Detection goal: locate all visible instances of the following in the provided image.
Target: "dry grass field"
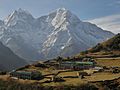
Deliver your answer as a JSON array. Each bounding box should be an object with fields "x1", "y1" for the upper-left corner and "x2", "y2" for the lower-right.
[
  {"x1": 57, "y1": 71, "x2": 78, "y2": 77},
  {"x1": 0, "y1": 71, "x2": 120, "y2": 87},
  {"x1": 84, "y1": 72, "x2": 120, "y2": 82},
  {"x1": 96, "y1": 57, "x2": 120, "y2": 67},
  {"x1": 39, "y1": 72, "x2": 120, "y2": 86}
]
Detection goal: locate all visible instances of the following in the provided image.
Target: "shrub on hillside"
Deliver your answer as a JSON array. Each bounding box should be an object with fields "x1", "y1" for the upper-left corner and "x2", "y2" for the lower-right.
[
  {"x1": 90, "y1": 43, "x2": 103, "y2": 53},
  {"x1": 0, "y1": 71, "x2": 7, "y2": 75}
]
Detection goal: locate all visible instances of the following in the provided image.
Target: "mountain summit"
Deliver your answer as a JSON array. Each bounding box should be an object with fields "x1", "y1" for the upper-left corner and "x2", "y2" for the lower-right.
[
  {"x1": 0, "y1": 8, "x2": 114, "y2": 61},
  {"x1": 4, "y1": 8, "x2": 34, "y2": 27}
]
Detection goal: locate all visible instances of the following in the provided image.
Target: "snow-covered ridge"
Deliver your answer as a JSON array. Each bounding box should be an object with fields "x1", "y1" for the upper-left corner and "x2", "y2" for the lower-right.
[
  {"x1": 4, "y1": 8, "x2": 34, "y2": 27},
  {"x1": 0, "y1": 8, "x2": 114, "y2": 61}
]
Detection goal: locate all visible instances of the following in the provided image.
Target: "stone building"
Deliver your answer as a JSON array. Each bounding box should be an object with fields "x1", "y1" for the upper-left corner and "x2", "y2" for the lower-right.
[{"x1": 10, "y1": 70, "x2": 42, "y2": 80}]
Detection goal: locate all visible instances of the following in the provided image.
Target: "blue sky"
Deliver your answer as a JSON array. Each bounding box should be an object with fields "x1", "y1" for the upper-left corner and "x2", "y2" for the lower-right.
[{"x1": 0, "y1": 0, "x2": 120, "y2": 33}]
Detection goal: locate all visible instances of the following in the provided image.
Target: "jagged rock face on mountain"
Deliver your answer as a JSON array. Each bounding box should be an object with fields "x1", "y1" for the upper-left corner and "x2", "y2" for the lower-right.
[
  {"x1": 0, "y1": 42, "x2": 27, "y2": 71},
  {"x1": 0, "y1": 8, "x2": 114, "y2": 61},
  {"x1": 0, "y1": 20, "x2": 3, "y2": 25}
]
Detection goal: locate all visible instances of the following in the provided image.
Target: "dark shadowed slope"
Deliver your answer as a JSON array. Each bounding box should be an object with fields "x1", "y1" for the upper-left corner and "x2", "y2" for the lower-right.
[{"x1": 0, "y1": 42, "x2": 27, "y2": 71}]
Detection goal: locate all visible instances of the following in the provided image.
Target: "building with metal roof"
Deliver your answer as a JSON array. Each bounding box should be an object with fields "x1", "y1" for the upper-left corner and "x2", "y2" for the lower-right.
[
  {"x1": 59, "y1": 61, "x2": 95, "y2": 70},
  {"x1": 10, "y1": 71, "x2": 42, "y2": 80}
]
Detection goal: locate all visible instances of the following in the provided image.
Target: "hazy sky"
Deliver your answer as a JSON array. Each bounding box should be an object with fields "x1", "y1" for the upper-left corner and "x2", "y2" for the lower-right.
[{"x1": 0, "y1": 0, "x2": 120, "y2": 33}]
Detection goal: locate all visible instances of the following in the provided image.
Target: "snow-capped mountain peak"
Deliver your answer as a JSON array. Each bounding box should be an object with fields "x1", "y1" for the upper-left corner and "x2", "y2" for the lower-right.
[
  {"x1": 4, "y1": 8, "x2": 34, "y2": 26},
  {"x1": 0, "y1": 8, "x2": 114, "y2": 61},
  {"x1": 51, "y1": 8, "x2": 81, "y2": 30},
  {"x1": 57, "y1": 8, "x2": 68, "y2": 12},
  {"x1": 17, "y1": 8, "x2": 30, "y2": 14}
]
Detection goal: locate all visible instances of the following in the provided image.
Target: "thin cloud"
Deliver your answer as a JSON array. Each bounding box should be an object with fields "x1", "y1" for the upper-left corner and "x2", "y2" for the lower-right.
[{"x1": 85, "y1": 14, "x2": 120, "y2": 34}]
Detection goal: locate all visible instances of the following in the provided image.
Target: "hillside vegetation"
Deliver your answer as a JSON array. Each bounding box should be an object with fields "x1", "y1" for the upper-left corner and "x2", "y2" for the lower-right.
[
  {"x1": 0, "y1": 78, "x2": 98, "y2": 90},
  {"x1": 0, "y1": 75, "x2": 120, "y2": 90},
  {"x1": 79, "y1": 33, "x2": 120, "y2": 58},
  {"x1": 89, "y1": 33, "x2": 120, "y2": 52}
]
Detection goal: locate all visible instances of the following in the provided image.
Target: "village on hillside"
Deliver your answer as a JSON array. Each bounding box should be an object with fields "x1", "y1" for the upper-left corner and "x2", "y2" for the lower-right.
[{"x1": 0, "y1": 56, "x2": 120, "y2": 88}]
